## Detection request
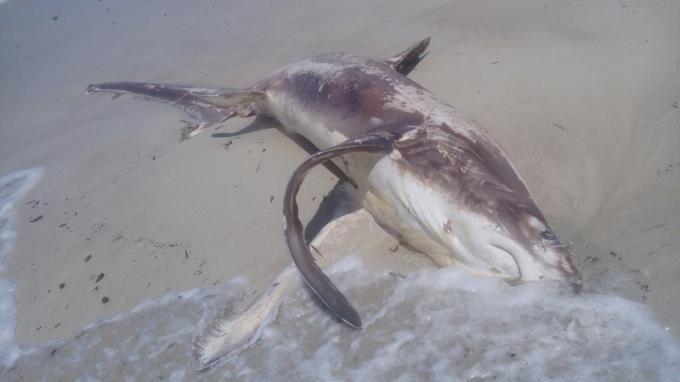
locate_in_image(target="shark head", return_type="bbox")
[487,201,582,290]
[388,125,582,291]
[417,188,582,291]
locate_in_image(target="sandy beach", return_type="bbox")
[1,0,679,380]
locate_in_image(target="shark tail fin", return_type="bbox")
[86,82,265,140]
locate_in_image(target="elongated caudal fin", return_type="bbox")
[192,206,366,370]
[86,82,264,139]
[386,37,431,75]
[283,134,393,328]
[192,266,298,371]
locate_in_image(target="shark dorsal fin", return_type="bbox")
[386,37,431,75]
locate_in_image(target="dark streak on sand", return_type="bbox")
[648,243,671,256]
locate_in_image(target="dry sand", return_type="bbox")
[0,0,679,376]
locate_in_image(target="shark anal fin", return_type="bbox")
[283,134,393,328]
[280,130,357,187]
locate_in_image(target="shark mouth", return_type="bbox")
[490,243,522,281]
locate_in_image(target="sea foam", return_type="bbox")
[3,255,679,381]
[0,168,43,368]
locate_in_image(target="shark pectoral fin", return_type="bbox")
[280,130,357,187]
[386,37,431,76]
[283,134,394,329]
[86,82,264,139]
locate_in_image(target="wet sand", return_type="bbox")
[0,0,678,373]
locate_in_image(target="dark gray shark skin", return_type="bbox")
[88,38,581,329]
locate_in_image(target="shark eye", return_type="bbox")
[540,230,557,241]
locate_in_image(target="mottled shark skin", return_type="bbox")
[88,38,581,368]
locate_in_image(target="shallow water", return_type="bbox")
[2,256,680,381]
[0,168,43,368]
[1,169,679,381]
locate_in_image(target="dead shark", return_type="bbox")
[88,37,582,368]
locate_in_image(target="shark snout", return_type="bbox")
[560,264,583,293]
[552,247,583,293]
